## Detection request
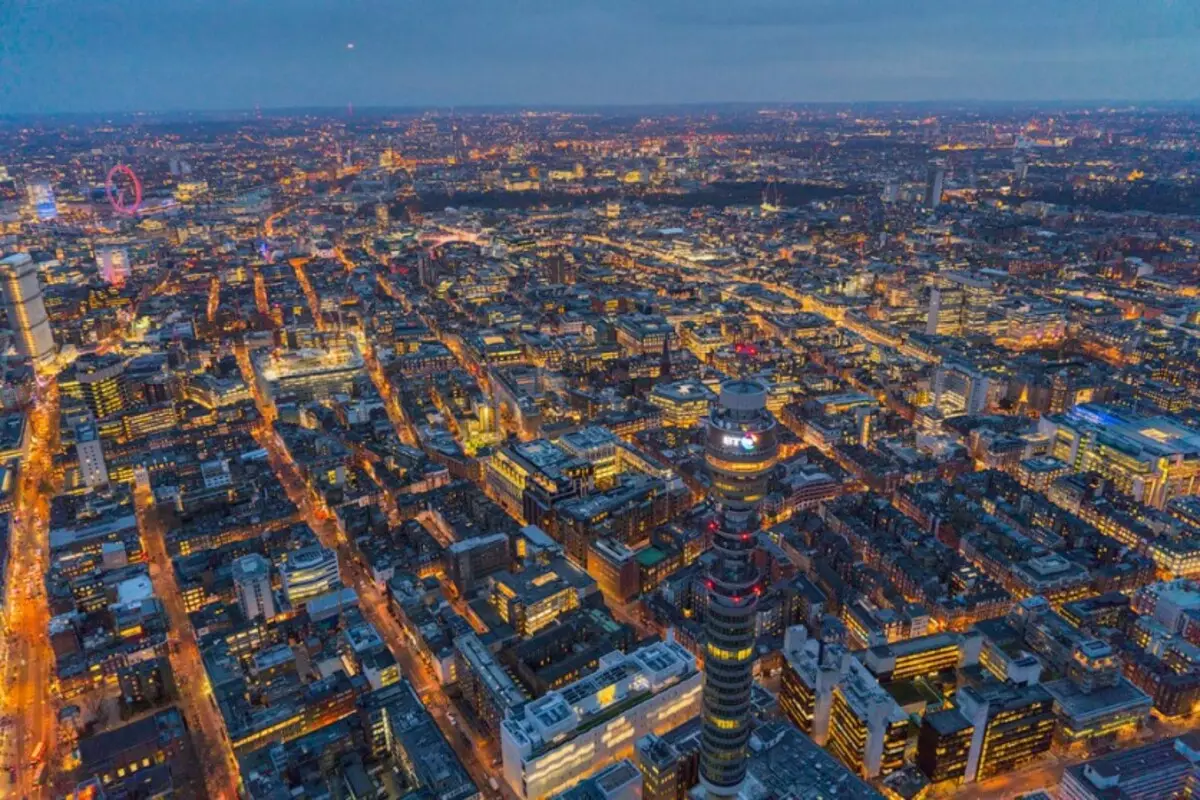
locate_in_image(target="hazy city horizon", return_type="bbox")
[9,98,1200,120]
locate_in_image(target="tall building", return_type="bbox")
[917,709,976,786]
[418,253,438,289]
[25,178,58,221]
[0,253,56,367]
[917,679,1056,787]
[933,361,994,416]
[233,554,276,621]
[701,380,779,798]
[487,566,581,637]
[923,160,946,208]
[375,202,390,232]
[649,379,716,429]
[1013,156,1030,182]
[779,625,850,745]
[826,657,908,779]
[1044,639,1151,750]
[61,353,130,418]
[96,246,132,285]
[925,272,993,337]
[545,253,576,285]
[960,679,1056,782]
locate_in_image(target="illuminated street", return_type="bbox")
[133,482,241,800]
[0,383,58,798]
[244,409,510,798]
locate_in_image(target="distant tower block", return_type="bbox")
[0,253,56,367]
[25,178,58,221]
[96,246,131,285]
[923,160,946,208]
[1013,156,1029,182]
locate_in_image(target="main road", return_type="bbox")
[0,382,58,798]
[133,482,241,800]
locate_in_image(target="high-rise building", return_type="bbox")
[1044,639,1151,750]
[649,379,716,429]
[826,657,908,779]
[545,253,576,286]
[0,253,56,368]
[917,708,975,786]
[701,380,779,798]
[418,253,438,289]
[1013,156,1030,182]
[375,202,390,232]
[233,554,276,621]
[933,362,994,416]
[96,246,131,285]
[61,353,130,418]
[923,160,945,208]
[779,625,850,745]
[881,179,900,203]
[957,679,1056,782]
[487,566,581,637]
[25,178,58,221]
[925,272,993,337]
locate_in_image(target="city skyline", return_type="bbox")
[5,10,1200,796]
[2,0,1199,114]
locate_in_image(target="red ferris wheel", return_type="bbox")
[106,164,143,216]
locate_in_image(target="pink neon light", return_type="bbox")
[106,164,143,216]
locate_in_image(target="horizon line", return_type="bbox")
[4,97,1200,120]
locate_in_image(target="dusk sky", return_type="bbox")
[2,0,1199,114]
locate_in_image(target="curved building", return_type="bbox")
[0,253,55,368]
[281,545,340,605]
[701,380,779,797]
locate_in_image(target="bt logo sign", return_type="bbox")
[722,434,757,451]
